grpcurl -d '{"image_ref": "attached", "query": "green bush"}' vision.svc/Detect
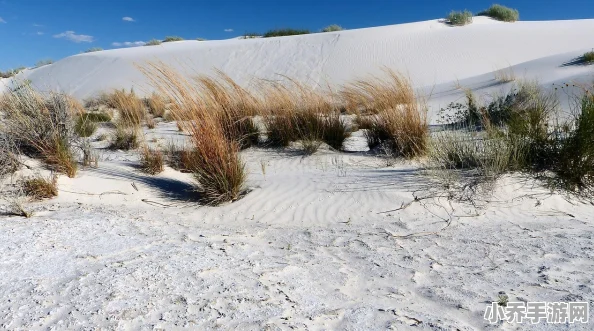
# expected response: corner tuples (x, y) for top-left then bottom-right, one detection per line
(322, 24), (343, 32)
(581, 51), (594, 64)
(447, 10), (473, 26)
(74, 116), (98, 137)
(478, 4), (519, 22)
(144, 39), (162, 46)
(262, 28), (310, 38)
(163, 36), (184, 42)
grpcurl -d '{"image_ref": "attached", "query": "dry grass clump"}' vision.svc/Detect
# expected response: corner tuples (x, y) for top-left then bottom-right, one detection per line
(262, 28), (310, 38)
(0, 85), (78, 177)
(143, 64), (246, 205)
(346, 70), (428, 157)
(163, 36), (184, 42)
(74, 116), (98, 137)
(139, 146), (164, 175)
(109, 126), (139, 150)
(104, 89), (145, 126)
(22, 174), (58, 200)
(0, 134), (20, 178)
(322, 24), (343, 32)
(165, 142), (196, 173)
(143, 92), (167, 118)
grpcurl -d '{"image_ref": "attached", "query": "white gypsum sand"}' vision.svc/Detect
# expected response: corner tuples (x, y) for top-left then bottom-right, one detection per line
(0, 16), (593, 330)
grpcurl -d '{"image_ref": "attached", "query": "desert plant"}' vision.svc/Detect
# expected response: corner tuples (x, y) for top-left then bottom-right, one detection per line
(139, 146), (164, 175)
(242, 32), (260, 39)
(0, 66), (26, 79)
(343, 70), (428, 157)
(196, 38), (207, 41)
(142, 64), (247, 205)
(35, 59), (54, 67)
(22, 174), (58, 200)
(0, 134), (20, 178)
(580, 51), (594, 64)
(144, 39), (162, 46)
(74, 115), (98, 137)
(84, 47), (103, 53)
(109, 126), (139, 150)
(143, 92), (167, 118)
(262, 28), (310, 38)
(447, 10), (473, 26)
(478, 4), (519, 22)
(104, 89), (145, 126)
(322, 112), (351, 150)
(163, 36), (184, 42)
(322, 24), (343, 32)
(0, 86), (78, 177)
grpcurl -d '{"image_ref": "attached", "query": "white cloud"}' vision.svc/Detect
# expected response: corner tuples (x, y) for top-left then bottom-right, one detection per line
(36, 31), (44, 35)
(112, 41), (145, 47)
(122, 17), (135, 22)
(33, 23), (44, 27)
(53, 30), (94, 43)
(0, 17), (6, 23)
(224, 28), (233, 32)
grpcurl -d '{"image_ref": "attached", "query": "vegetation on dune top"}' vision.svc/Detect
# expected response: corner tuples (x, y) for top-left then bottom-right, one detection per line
(84, 47), (103, 53)
(478, 4), (519, 22)
(144, 39), (162, 46)
(321, 24), (343, 32)
(446, 10), (473, 26)
(262, 28), (310, 38)
(163, 36), (184, 42)
(581, 51), (594, 64)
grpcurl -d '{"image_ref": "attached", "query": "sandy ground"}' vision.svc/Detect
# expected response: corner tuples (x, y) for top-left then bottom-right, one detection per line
(1, 126), (593, 329)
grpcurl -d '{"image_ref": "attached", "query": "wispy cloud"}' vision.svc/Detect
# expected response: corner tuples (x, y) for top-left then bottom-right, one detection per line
(0, 17), (6, 23)
(224, 28), (233, 32)
(36, 31), (44, 35)
(112, 41), (145, 47)
(53, 31), (94, 43)
(33, 23), (44, 27)
(122, 16), (135, 22)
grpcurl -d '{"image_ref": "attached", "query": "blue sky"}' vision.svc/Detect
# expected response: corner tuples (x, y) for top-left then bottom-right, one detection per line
(1, 0), (593, 70)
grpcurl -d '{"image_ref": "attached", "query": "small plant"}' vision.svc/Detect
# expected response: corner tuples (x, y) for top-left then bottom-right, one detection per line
(74, 116), (98, 137)
(580, 51), (594, 64)
(146, 116), (157, 129)
(140, 146), (165, 175)
(242, 32), (260, 39)
(22, 174), (58, 200)
(163, 36), (184, 42)
(79, 111), (112, 123)
(262, 28), (310, 38)
(446, 10), (473, 26)
(104, 89), (145, 126)
(321, 24), (343, 32)
(497, 294), (509, 307)
(35, 59), (54, 67)
(0, 66), (26, 79)
(84, 47), (103, 53)
(0, 135), (20, 179)
(144, 39), (162, 46)
(322, 112), (351, 150)
(110, 126), (139, 150)
(196, 38), (207, 41)
(143, 93), (167, 118)
(478, 4), (519, 22)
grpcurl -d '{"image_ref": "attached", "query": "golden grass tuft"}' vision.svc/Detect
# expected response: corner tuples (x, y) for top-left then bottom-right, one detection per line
(144, 92), (167, 118)
(141, 64), (246, 205)
(139, 146), (165, 175)
(347, 70), (428, 157)
(104, 89), (145, 126)
(22, 174), (58, 200)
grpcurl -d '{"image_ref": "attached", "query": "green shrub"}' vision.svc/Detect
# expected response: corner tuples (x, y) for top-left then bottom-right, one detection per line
(144, 39), (162, 46)
(242, 33), (260, 39)
(84, 47), (103, 53)
(322, 24), (343, 32)
(74, 116), (98, 137)
(163, 36), (184, 42)
(262, 28), (310, 38)
(35, 59), (54, 67)
(478, 4), (519, 22)
(447, 10), (473, 26)
(110, 127), (139, 150)
(581, 51), (594, 64)
(79, 112), (112, 123)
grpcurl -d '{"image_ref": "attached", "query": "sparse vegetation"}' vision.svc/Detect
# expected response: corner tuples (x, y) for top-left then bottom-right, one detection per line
(140, 146), (164, 175)
(163, 36), (184, 42)
(143, 93), (167, 118)
(0, 85), (78, 177)
(478, 4), (519, 22)
(447, 10), (473, 26)
(144, 39), (162, 46)
(104, 89), (145, 126)
(0, 67), (26, 79)
(35, 59), (54, 67)
(74, 115), (98, 137)
(0, 134), (20, 178)
(109, 126), (139, 150)
(143, 64), (247, 205)
(322, 24), (343, 32)
(84, 47), (103, 53)
(262, 28), (310, 38)
(22, 174), (58, 200)
(242, 33), (260, 39)
(580, 51), (594, 64)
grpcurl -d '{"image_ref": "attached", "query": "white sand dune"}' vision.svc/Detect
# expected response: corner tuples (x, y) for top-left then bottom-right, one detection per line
(4, 17), (594, 118)
(1, 17), (594, 330)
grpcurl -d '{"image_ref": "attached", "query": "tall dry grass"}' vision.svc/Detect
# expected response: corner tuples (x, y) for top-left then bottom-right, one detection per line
(104, 89), (145, 127)
(346, 70), (428, 157)
(141, 64), (247, 205)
